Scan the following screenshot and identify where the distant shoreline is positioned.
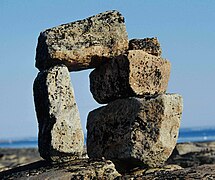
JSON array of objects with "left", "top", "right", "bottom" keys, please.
[{"left": 1, "top": 126, "right": 215, "bottom": 148}]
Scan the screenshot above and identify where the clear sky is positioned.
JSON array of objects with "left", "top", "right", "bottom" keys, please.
[{"left": 0, "top": 0, "right": 215, "bottom": 139}]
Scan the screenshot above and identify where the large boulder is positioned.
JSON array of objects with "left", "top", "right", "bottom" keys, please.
[
  {"left": 129, "top": 37, "right": 162, "bottom": 56},
  {"left": 33, "top": 64, "right": 84, "bottom": 162},
  {"left": 35, "top": 10, "right": 128, "bottom": 71},
  {"left": 90, "top": 50, "right": 171, "bottom": 104},
  {"left": 87, "top": 94, "right": 183, "bottom": 170}
]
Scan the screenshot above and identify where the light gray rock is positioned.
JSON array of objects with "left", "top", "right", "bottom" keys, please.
[
  {"left": 33, "top": 64, "right": 84, "bottom": 162},
  {"left": 35, "top": 10, "right": 128, "bottom": 71},
  {"left": 87, "top": 94, "right": 183, "bottom": 170},
  {"left": 90, "top": 50, "right": 171, "bottom": 104},
  {"left": 129, "top": 37, "right": 162, "bottom": 56}
]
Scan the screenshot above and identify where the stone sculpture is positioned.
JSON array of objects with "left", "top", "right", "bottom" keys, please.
[{"left": 33, "top": 10, "right": 183, "bottom": 172}]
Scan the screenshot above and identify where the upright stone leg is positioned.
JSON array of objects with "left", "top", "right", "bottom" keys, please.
[{"left": 33, "top": 64, "right": 84, "bottom": 162}]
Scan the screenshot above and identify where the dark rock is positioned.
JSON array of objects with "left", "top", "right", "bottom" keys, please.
[
  {"left": 167, "top": 141, "right": 215, "bottom": 168},
  {"left": 120, "top": 164, "right": 215, "bottom": 179},
  {"left": 35, "top": 10, "right": 128, "bottom": 71},
  {"left": 87, "top": 94, "right": 183, "bottom": 171},
  {"left": 129, "top": 37, "right": 162, "bottom": 56},
  {"left": 1, "top": 159, "right": 215, "bottom": 180},
  {"left": 0, "top": 159, "right": 120, "bottom": 180}
]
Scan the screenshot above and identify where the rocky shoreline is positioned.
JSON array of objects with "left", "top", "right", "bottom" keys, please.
[{"left": 0, "top": 141, "right": 215, "bottom": 179}]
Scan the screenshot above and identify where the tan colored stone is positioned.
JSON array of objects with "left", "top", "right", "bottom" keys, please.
[
  {"left": 90, "top": 50, "right": 171, "bottom": 104},
  {"left": 87, "top": 94, "right": 183, "bottom": 170},
  {"left": 129, "top": 37, "right": 162, "bottom": 56},
  {"left": 33, "top": 64, "right": 84, "bottom": 162},
  {"left": 35, "top": 10, "right": 128, "bottom": 71}
]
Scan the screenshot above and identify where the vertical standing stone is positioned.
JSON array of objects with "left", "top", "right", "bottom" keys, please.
[{"left": 33, "top": 64, "right": 84, "bottom": 162}]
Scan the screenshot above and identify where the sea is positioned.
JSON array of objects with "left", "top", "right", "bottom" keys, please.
[{"left": 0, "top": 127, "right": 215, "bottom": 148}]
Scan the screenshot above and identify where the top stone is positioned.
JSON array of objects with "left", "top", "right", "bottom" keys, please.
[
  {"left": 129, "top": 37, "right": 162, "bottom": 56},
  {"left": 35, "top": 10, "right": 128, "bottom": 71}
]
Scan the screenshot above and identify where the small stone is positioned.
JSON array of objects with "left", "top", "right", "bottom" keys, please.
[
  {"left": 87, "top": 94, "right": 183, "bottom": 170},
  {"left": 90, "top": 50, "right": 171, "bottom": 104},
  {"left": 35, "top": 10, "right": 128, "bottom": 71},
  {"left": 129, "top": 37, "right": 162, "bottom": 56},
  {"left": 33, "top": 64, "right": 84, "bottom": 162}
]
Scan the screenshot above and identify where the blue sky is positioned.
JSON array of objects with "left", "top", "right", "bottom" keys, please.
[{"left": 0, "top": 0, "right": 215, "bottom": 139}]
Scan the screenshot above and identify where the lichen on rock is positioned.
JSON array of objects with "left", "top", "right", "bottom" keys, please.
[
  {"left": 33, "top": 64, "right": 84, "bottom": 162},
  {"left": 129, "top": 37, "right": 162, "bottom": 56},
  {"left": 90, "top": 50, "right": 171, "bottom": 104},
  {"left": 87, "top": 94, "right": 183, "bottom": 170},
  {"left": 35, "top": 10, "right": 128, "bottom": 71}
]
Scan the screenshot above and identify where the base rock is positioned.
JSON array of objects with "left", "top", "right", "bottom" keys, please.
[
  {"left": 1, "top": 158, "right": 215, "bottom": 180},
  {"left": 87, "top": 94, "right": 183, "bottom": 170},
  {"left": 33, "top": 64, "right": 84, "bottom": 162}
]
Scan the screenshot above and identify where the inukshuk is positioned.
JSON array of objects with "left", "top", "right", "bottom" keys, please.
[
  {"left": 87, "top": 38, "right": 183, "bottom": 170},
  {"left": 33, "top": 10, "right": 128, "bottom": 162},
  {"left": 33, "top": 10, "right": 183, "bottom": 171}
]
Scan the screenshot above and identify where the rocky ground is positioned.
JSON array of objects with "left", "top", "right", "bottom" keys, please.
[{"left": 0, "top": 141, "right": 215, "bottom": 179}]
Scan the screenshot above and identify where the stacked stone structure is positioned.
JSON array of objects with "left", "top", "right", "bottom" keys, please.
[
  {"left": 87, "top": 39, "right": 183, "bottom": 170},
  {"left": 33, "top": 10, "right": 183, "bottom": 171},
  {"left": 33, "top": 10, "right": 128, "bottom": 162}
]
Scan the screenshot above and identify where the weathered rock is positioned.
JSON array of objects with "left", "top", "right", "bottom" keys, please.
[
  {"left": 87, "top": 94, "right": 183, "bottom": 170},
  {"left": 0, "top": 159, "right": 121, "bottom": 180},
  {"left": 33, "top": 64, "right": 84, "bottom": 162},
  {"left": 120, "top": 164, "right": 215, "bottom": 179},
  {"left": 90, "top": 50, "right": 171, "bottom": 104},
  {"left": 167, "top": 141, "right": 215, "bottom": 168},
  {"left": 1, "top": 160, "right": 215, "bottom": 180},
  {"left": 129, "top": 37, "right": 162, "bottom": 56},
  {"left": 35, "top": 10, "right": 128, "bottom": 71},
  {"left": 2, "top": 141, "right": 215, "bottom": 179},
  {"left": 0, "top": 148, "right": 41, "bottom": 172}
]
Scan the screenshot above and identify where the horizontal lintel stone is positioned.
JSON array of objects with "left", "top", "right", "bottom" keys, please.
[{"left": 35, "top": 10, "right": 128, "bottom": 71}]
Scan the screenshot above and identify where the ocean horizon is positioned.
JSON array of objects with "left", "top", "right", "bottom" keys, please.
[{"left": 1, "top": 127, "right": 215, "bottom": 148}]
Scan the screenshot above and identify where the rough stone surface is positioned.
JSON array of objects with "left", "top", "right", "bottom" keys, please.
[
  {"left": 33, "top": 64, "right": 84, "bottom": 162},
  {"left": 167, "top": 141, "right": 215, "bottom": 168},
  {"left": 120, "top": 164, "right": 215, "bottom": 179},
  {"left": 129, "top": 37, "right": 162, "bottom": 56},
  {"left": 0, "top": 159, "right": 120, "bottom": 180},
  {"left": 1, "top": 161, "right": 215, "bottom": 180},
  {"left": 90, "top": 50, "right": 171, "bottom": 104},
  {"left": 35, "top": 10, "right": 128, "bottom": 71},
  {"left": 0, "top": 148, "right": 41, "bottom": 172},
  {"left": 87, "top": 94, "right": 183, "bottom": 170}
]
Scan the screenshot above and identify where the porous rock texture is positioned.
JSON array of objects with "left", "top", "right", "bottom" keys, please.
[
  {"left": 129, "top": 37, "right": 162, "bottom": 56},
  {"left": 35, "top": 10, "right": 128, "bottom": 71},
  {"left": 90, "top": 50, "right": 171, "bottom": 104},
  {"left": 87, "top": 94, "right": 183, "bottom": 170},
  {"left": 33, "top": 64, "right": 84, "bottom": 162},
  {"left": 0, "top": 159, "right": 121, "bottom": 180}
]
